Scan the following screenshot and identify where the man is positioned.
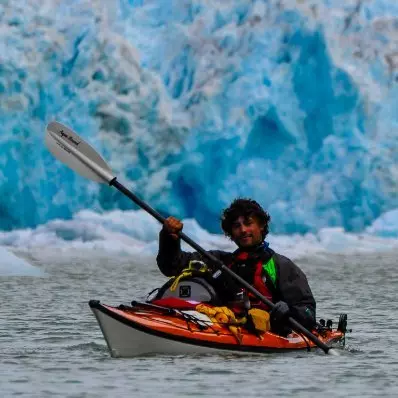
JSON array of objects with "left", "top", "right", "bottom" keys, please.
[{"left": 156, "top": 198, "right": 316, "bottom": 334}]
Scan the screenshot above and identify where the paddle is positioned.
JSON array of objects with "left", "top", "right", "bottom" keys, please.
[{"left": 45, "top": 121, "right": 336, "bottom": 355}]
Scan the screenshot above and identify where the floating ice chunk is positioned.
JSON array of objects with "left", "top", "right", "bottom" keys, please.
[
  {"left": 0, "top": 246, "right": 44, "bottom": 276},
  {"left": 366, "top": 208, "right": 398, "bottom": 238}
]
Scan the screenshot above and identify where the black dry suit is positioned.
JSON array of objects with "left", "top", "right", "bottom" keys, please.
[{"left": 156, "top": 229, "right": 316, "bottom": 332}]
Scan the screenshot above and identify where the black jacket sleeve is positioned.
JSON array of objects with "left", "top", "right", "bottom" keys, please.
[
  {"left": 156, "top": 228, "right": 232, "bottom": 277},
  {"left": 275, "top": 254, "right": 316, "bottom": 330}
]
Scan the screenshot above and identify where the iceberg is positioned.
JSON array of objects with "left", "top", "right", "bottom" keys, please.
[
  {"left": 1, "top": 209, "right": 397, "bottom": 261},
  {"left": 0, "top": 246, "right": 43, "bottom": 276}
]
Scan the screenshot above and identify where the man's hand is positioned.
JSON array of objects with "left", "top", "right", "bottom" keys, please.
[
  {"left": 163, "top": 216, "right": 183, "bottom": 240},
  {"left": 270, "top": 301, "right": 290, "bottom": 324}
]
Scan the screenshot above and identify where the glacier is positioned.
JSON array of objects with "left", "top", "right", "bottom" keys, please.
[{"left": 1, "top": 0, "right": 398, "bottom": 238}]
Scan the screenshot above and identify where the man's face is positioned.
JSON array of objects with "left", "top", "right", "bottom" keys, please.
[{"left": 230, "top": 215, "right": 264, "bottom": 248}]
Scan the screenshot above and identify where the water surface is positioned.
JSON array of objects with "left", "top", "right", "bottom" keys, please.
[{"left": 1, "top": 248, "right": 396, "bottom": 397}]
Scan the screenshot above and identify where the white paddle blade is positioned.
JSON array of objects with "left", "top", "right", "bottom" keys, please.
[{"left": 45, "top": 121, "right": 115, "bottom": 184}]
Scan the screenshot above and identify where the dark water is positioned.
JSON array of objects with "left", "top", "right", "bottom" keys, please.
[{"left": 1, "top": 248, "right": 397, "bottom": 397}]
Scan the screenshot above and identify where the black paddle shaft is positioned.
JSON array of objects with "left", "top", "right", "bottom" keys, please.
[{"left": 110, "top": 178, "right": 330, "bottom": 353}]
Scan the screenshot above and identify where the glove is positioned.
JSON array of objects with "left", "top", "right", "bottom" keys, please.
[{"left": 270, "top": 301, "right": 290, "bottom": 324}]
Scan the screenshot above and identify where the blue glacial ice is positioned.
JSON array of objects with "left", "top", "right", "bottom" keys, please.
[{"left": 1, "top": 0, "right": 398, "bottom": 241}]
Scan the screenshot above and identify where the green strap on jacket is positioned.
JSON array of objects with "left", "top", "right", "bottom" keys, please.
[{"left": 262, "top": 257, "right": 277, "bottom": 287}]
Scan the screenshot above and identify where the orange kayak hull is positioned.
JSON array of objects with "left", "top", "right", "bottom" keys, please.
[{"left": 89, "top": 300, "right": 345, "bottom": 357}]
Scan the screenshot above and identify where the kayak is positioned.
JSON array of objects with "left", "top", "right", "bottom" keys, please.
[{"left": 89, "top": 299, "right": 346, "bottom": 357}]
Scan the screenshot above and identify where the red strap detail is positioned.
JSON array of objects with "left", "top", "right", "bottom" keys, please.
[
  {"left": 236, "top": 251, "right": 249, "bottom": 260},
  {"left": 250, "top": 260, "right": 273, "bottom": 310},
  {"left": 227, "top": 255, "right": 274, "bottom": 310},
  {"left": 151, "top": 297, "right": 201, "bottom": 310}
]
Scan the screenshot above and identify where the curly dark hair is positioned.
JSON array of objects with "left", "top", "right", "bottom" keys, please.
[{"left": 221, "top": 198, "right": 271, "bottom": 240}]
